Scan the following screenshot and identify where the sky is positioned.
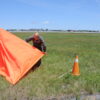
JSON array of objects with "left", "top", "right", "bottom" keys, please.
[{"left": 0, "top": 0, "right": 100, "bottom": 30}]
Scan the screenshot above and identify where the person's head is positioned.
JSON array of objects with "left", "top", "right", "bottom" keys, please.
[{"left": 33, "top": 32, "right": 39, "bottom": 40}]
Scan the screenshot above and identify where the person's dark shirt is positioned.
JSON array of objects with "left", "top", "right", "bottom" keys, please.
[{"left": 25, "top": 36, "right": 46, "bottom": 52}]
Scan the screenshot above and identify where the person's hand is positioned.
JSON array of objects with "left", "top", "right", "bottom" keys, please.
[
  {"left": 43, "top": 52, "right": 47, "bottom": 55},
  {"left": 45, "top": 52, "right": 47, "bottom": 55}
]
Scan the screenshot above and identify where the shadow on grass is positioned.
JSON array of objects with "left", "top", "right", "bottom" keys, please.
[
  {"left": 18, "top": 64, "right": 41, "bottom": 85},
  {"left": 25, "top": 64, "right": 40, "bottom": 76}
]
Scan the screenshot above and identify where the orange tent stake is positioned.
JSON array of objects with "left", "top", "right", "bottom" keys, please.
[{"left": 72, "top": 56, "right": 80, "bottom": 76}]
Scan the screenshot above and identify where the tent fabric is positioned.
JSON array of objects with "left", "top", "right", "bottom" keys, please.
[{"left": 0, "top": 28, "right": 44, "bottom": 84}]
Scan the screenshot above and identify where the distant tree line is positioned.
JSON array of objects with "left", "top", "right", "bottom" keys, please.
[{"left": 6, "top": 29, "right": 100, "bottom": 32}]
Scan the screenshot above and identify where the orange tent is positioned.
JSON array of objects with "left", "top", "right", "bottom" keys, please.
[{"left": 0, "top": 28, "right": 44, "bottom": 84}]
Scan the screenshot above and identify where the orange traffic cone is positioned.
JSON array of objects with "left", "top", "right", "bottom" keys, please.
[{"left": 72, "top": 55, "right": 80, "bottom": 76}]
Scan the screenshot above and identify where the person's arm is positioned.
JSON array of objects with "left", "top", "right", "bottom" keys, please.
[
  {"left": 25, "top": 37, "right": 33, "bottom": 42},
  {"left": 40, "top": 37, "right": 46, "bottom": 52},
  {"left": 41, "top": 43, "right": 46, "bottom": 52}
]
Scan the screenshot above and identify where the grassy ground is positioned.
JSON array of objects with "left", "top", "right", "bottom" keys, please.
[{"left": 0, "top": 32, "right": 100, "bottom": 100}]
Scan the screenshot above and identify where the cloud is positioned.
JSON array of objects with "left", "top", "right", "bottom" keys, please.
[
  {"left": 32, "top": 21, "right": 37, "bottom": 24},
  {"left": 43, "top": 21, "right": 49, "bottom": 25}
]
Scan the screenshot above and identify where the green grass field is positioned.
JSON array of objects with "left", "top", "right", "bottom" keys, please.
[{"left": 0, "top": 32, "right": 100, "bottom": 100}]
